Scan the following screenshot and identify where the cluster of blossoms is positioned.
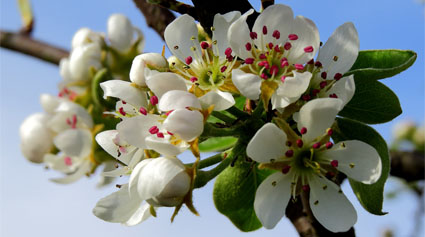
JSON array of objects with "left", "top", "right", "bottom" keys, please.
[{"left": 21, "top": 4, "right": 384, "bottom": 233}]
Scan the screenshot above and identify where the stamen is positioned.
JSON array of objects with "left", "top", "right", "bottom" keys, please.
[
  {"left": 285, "top": 150, "right": 294, "bottom": 157},
  {"left": 259, "top": 54, "right": 267, "bottom": 59},
  {"left": 312, "top": 89, "right": 320, "bottom": 96},
  {"left": 119, "top": 107, "right": 126, "bottom": 116},
  {"left": 294, "top": 64, "right": 304, "bottom": 70},
  {"left": 304, "top": 46, "right": 314, "bottom": 53},
  {"left": 312, "top": 142, "right": 321, "bottom": 149},
  {"left": 122, "top": 100, "right": 127, "bottom": 104},
  {"left": 281, "top": 165, "right": 291, "bottom": 174},
  {"left": 333, "top": 56, "right": 339, "bottom": 61},
  {"left": 319, "top": 81, "right": 327, "bottom": 89},
  {"left": 245, "top": 58, "right": 254, "bottom": 64},
  {"left": 300, "top": 127, "right": 307, "bottom": 134},
  {"left": 260, "top": 73, "right": 268, "bottom": 80},
  {"left": 274, "top": 45, "right": 281, "bottom": 53},
  {"left": 326, "top": 171, "right": 335, "bottom": 178},
  {"left": 334, "top": 73, "right": 343, "bottom": 81},
  {"left": 190, "top": 77, "right": 198, "bottom": 83},
  {"left": 165, "top": 110, "right": 174, "bottom": 116},
  {"left": 315, "top": 61, "right": 322, "bottom": 67},
  {"left": 200, "top": 41, "right": 209, "bottom": 49},
  {"left": 326, "top": 142, "right": 333, "bottom": 149},
  {"left": 150, "top": 95, "right": 159, "bottom": 105},
  {"left": 220, "top": 66, "right": 227, "bottom": 73},
  {"left": 302, "top": 185, "right": 310, "bottom": 192},
  {"left": 327, "top": 128, "right": 333, "bottom": 136},
  {"left": 286, "top": 141, "right": 292, "bottom": 147},
  {"left": 284, "top": 42, "right": 292, "bottom": 50},
  {"left": 245, "top": 43, "right": 252, "bottom": 51},
  {"left": 167, "top": 131, "right": 174, "bottom": 136},
  {"left": 225, "top": 47, "right": 232, "bottom": 56},
  {"left": 119, "top": 146, "right": 127, "bottom": 154},
  {"left": 349, "top": 163, "right": 355, "bottom": 168},
  {"left": 302, "top": 94, "right": 311, "bottom": 101},
  {"left": 157, "top": 132, "right": 164, "bottom": 138},
  {"left": 272, "top": 30, "right": 280, "bottom": 39},
  {"left": 185, "top": 56, "right": 193, "bottom": 65},
  {"left": 307, "top": 59, "right": 314, "bottom": 65},
  {"left": 288, "top": 34, "right": 298, "bottom": 40},
  {"left": 268, "top": 42, "right": 274, "bottom": 49},
  {"left": 321, "top": 71, "right": 327, "bottom": 79},
  {"left": 262, "top": 26, "right": 268, "bottom": 35},
  {"left": 270, "top": 65, "right": 279, "bottom": 76},
  {"left": 296, "top": 139, "right": 303, "bottom": 148},
  {"left": 149, "top": 126, "right": 159, "bottom": 134},
  {"left": 280, "top": 59, "right": 289, "bottom": 68},
  {"left": 64, "top": 156, "right": 72, "bottom": 166},
  {"left": 329, "top": 93, "right": 338, "bottom": 98},
  {"left": 139, "top": 107, "right": 147, "bottom": 115},
  {"left": 280, "top": 75, "right": 286, "bottom": 83},
  {"left": 250, "top": 32, "right": 258, "bottom": 40},
  {"left": 330, "top": 160, "right": 339, "bottom": 167}
]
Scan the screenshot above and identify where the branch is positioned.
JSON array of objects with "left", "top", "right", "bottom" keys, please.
[
  {"left": 147, "top": 0, "right": 197, "bottom": 18},
  {"left": 0, "top": 30, "right": 68, "bottom": 65},
  {"left": 132, "top": 0, "right": 176, "bottom": 40},
  {"left": 390, "top": 150, "right": 424, "bottom": 182}
]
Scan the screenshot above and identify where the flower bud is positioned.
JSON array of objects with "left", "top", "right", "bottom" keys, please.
[
  {"left": 20, "top": 113, "right": 53, "bottom": 163},
  {"left": 71, "top": 27, "right": 102, "bottom": 49},
  {"left": 130, "top": 53, "right": 168, "bottom": 86},
  {"left": 59, "top": 58, "right": 72, "bottom": 81},
  {"left": 107, "top": 14, "right": 134, "bottom": 53},
  {"left": 69, "top": 43, "right": 102, "bottom": 82},
  {"left": 40, "top": 94, "right": 64, "bottom": 114}
]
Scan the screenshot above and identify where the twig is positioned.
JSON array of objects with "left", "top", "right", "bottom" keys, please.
[
  {"left": 0, "top": 30, "right": 68, "bottom": 65},
  {"left": 132, "top": 0, "right": 176, "bottom": 40},
  {"left": 261, "top": 0, "right": 274, "bottom": 10},
  {"left": 147, "top": 0, "right": 197, "bottom": 18},
  {"left": 390, "top": 150, "right": 424, "bottom": 182}
]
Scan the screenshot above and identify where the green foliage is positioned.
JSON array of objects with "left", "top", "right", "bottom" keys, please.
[
  {"left": 199, "top": 136, "right": 237, "bottom": 152},
  {"left": 339, "top": 76, "right": 401, "bottom": 124},
  {"left": 332, "top": 118, "right": 390, "bottom": 215},
  {"left": 345, "top": 49, "right": 417, "bottom": 80},
  {"left": 213, "top": 160, "right": 273, "bottom": 232}
]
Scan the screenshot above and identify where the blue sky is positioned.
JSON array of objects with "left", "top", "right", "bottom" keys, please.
[{"left": 1, "top": 0, "right": 424, "bottom": 236}]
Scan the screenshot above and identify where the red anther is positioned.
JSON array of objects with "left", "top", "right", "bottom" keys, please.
[
  {"left": 326, "top": 142, "right": 334, "bottom": 149},
  {"left": 268, "top": 42, "right": 274, "bottom": 49},
  {"left": 285, "top": 150, "right": 294, "bottom": 157},
  {"left": 139, "top": 107, "right": 147, "bottom": 115},
  {"left": 296, "top": 139, "right": 304, "bottom": 148},
  {"left": 319, "top": 81, "right": 327, "bottom": 89},
  {"left": 150, "top": 95, "right": 159, "bottom": 105},
  {"left": 220, "top": 66, "right": 227, "bottom": 73},
  {"left": 288, "top": 34, "right": 299, "bottom": 40},
  {"left": 165, "top": 110, "right": 174, "bottom": 116},
  {"left": 270, "top": 65, "right": 279, "bottom": 76},
  {"left": 307, "top": 59, "right": 315, "bottom": 65},
  {"left": 225, "top": 47, "right": 232, "bottom": 56},
  {"left": 321, "top": 71, "right": 327, "bottom": 79},
  {"left": 315, "top": 61, "right": 322, "bottom": 67},
  {"left": 64, "top": 157, "right": 72, "bottom": 166},
  {"left": 157, "top": 132, "right": 164, "bottom": 138},
  {"left": 119, "top": 146, "right": 127, "bottom": 154},
  {"left": 185, "top": 56, "right": 193, "bottom": 65},
  {"left": 119, "top": 107, "right": 126, "bottom": 116},
  {"left": 334, "top": 73, "right": 343, "bottom": 81},
  {"left": 282, "top": 165, "right": 291, "bottom": 174},
  {"left": 72, "top": 114, "right": 77, "bottom": 124},
  {"left": 272, "top": 30, "right": 281, "bottom": 39},
  {"left": 312, "top": 89, "right": 320, "bottom": 96},
  {"left": 300, "top": 127, "right": 307, "bottom": 134},
  {"left": 304, "top": 46, "right": 314, "bottom": 53},
  {"left": 167, "top": 131, "right": 174, "bottom": 136},
  {"left": 190, "top": 76, "right": 198, "bottom": 83},
  {"left": 280, "top": 75, "right": 286, "bottom": 83},
  {"left": 330, "top": 160, "right": 339, "bottom": 168},
  {"left": 245, "top": 43, "right": 252, "bottom": 51},
  {"left": 122, "top": 100, "right": 127, "bottom": 104},
  {"left": 200, "top": 41, "right": 209, "bottom": 49},
  {"left": 274, "top": 45, "right": 281, "bottom": 53},
  {"left": 280, "top": 60, "right": 289, "bottom": 68},
  {"left": 326, "top": 171, "right": 336, "bottom": 178},
  {"left": 149, "top": 126, "right": 159, "bottom": 134},
  {"left": 66, "top": 118, "right": 71, "bottom": 126},
  {"left": 260, "top": 73, "right": 268, "bottom": 80},
  {"left": 227, "top": 55, "right": 234, "bottom": 62},
  {"left": 262, "top": 25, "right": 268, "bottom": 35},
  {"left": 259, "top": 54, "right": 267, "bottom": 59},
  {"left": 258, "top": 61, "right": 269, "bottom": 69},
  {"left": 250, "top": 32, "right": 258, "bottom": 39},
  {"left": 63, "top": 88, "right": 70, "bottom": 94},
  {"left": 302, "top": 185, "right": 310, "bottom": 192},
  {"left": 327, "top": 129, "right": 333, "bottom": 136},
  {"left": 58, "top": 92, "right": 64, "bottom": 97},
  {"left": 284, "top": 42, "right": 292, "bottom": 50},
  {"left": 286, "top": 141, "right": 292, "bottom": 147},
  {"left": 245, "top": 58, "right": 254, "bottom": 64},
  {"left": 295, "top": 64, "right": 304, "bottom": 70},
  {"left": 258, "top": 61, "right": 265, "bottom": 67},
  {"left": 329, "top": 93, "right": 338, "bottom": 98},
  {"left": 312, "top": 142, "right": 321, "bottom": 149}
]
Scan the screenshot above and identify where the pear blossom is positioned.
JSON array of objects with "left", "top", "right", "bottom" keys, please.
[
  {"left": 107, "top": 14, "right": 144, "bottom": 53},
  {"left": 68, "top": 42, "right": 102, "bottom": 82},
  {"left": 93, "top": 156, "right": 191, "bottom": 225},
  {"left": 164, "top": 12, "right": 242, "bottom": 111},
  {"left": 247, "top": 98, "right": 382, "bottom": 232},
  {"left": 71, "top": 27, "right": 103, "bottom": 49},
  {"left": 130, "top": 53, "right": 169, "bottom": 87}
]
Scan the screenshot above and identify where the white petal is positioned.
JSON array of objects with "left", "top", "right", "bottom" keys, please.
[
  {"left": 149, "top": 170, "right": 191, "bottom": 207},
  {"left": 54, "top": 129, "right": 92, "bottom": 157},
  {"left": 130, "top": 53, "right": 168, "bottom": 86},
  {"left": 71, "top": 27, "right": 102, "bottom": 49},
  {"left": 59, "top": 58, "right": 73, "bottom": 82},
  {"left": 93, "top": 184, "right": 149, "bottom": 225},
  {"left": 158, "top": 90, "right": 201, "bottom": 111},
  {"left": 247, "top": 123, "right": 288, "bottom": 163},
  {"left": 50, "top": 160, "right": 91, "bottom": 184},
  {"left": 100, "top": 80, "right": 148, "bottom": 108},
  {"left": 321, "top": 140, "right": 382, "bottom": 184},
  {"left": 199, "top": 90, "right": 235, "bottom": 111},
  {"left": 212, "top": 11, "right": 241, "bottom": 58},
  {"left": 309, "top": 176, "right": 357, "bottom": 232},
  {"left": 69, "top": 43, "right": 102, "bottom": 81},
  {"left": 227, "top": 9, "right": 254, "bottom": 59},
  {"left": 252, "top": 4, "right": 294, "bottom": 50},
  {"left": 40, "top": 94, "right": 63, "bottom": 114},
  {"left": 50, "top": 101, "right": 94, "bottom": 131},
  {"left": 287, "top": 16, "right": 320, "bottom": 65},
  {"left": 317, "top": 22, "right": 359, "bottom": 77},
  {"left": 297, "top": 98, "right": 343, "bottom": 143},
  {"left": 163, "top": 109, "right": 204, "bottom": 141},
  {"left": 116, "top": 115, "right": 160, "bottom": 149},
  {"left": 95, "top": 130, "right": 137, "bottom": 165},
  {"left": 254, "top": 172, "right": 293, "bottom": 229},
  {"left": 145, "top": 135, "right": 189, "bottom": 157},
  {"left": 146, "top": 72, "right": 188, "bottom": 98},
  {"left": 164, "top": 14, "right": 200, "bottom": 62},
  {"left": 271, "top": 93, "right": 294, "bottom": 110},
  {"left": 102, "top": 167, "right": 130, "bottom": 177},
  {"left": 124, "top": 203, "right": 152, "bottom": 226},
  {"left": 129, "top": 159, "right": 154, "bottom": 197},
  {"left": 20, "top": 113, "right": 53, "bottom": 163},
  {"left": 44, "top": 154, "right": 78, "bottom": 173},
  {"left": 231, "top": 69, "right": 262, "bottom": 100},
  {"left": 275, "top": 71, "right": 312, "bottom": 98},
  {"left": 325, "top": 75, "right": 355, "bottom": 107},
  {"left": 107, "top": 14, "right": 134, "bottom": 52},
  {"left": 97, "top": 161, "right": 117, "bottom": 187}
]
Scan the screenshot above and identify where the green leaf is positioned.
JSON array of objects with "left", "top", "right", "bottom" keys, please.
[
  {"left": 213, "top": 161, "right": 274, "bottom": 232},
  {"left": 332, "top": 118, "right": 390, "bottom": 215},
  {"left": 199, "top": 136, "right": 237, "bottom": 152},
  {"left": 339, "top": 76, "right": 401, "bottom": 124},
  {"left": 345, "top": 50, "right": 417, "bottom": 80}
]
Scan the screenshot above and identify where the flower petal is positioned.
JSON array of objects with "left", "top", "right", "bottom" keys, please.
[
  {"left": 107, "top": 14, "right": 134, "bottom": 52},
  {"left": 309, "top": 176, "right": 357, "bottom": 232},
  {"left": 95, "top": 130, "right": 137, "bottom": 165},
  {"left": 212, "top": 11, "right": 241, "bottom": 58},
  {"left": 227, "top": 9, "right": 254, "bottom": 59},
  {"left": 100, "top": 80, "right": 148, "bottom": 108},
  {"left": 44, "top": 153, "right": 78, "bottom": 173},
  {"left": 146, "top": 135, "right": 188, "bottom": 157},
  {"left": 254, "top": 172, "right": 293, "bottom": 229},
  {"left": 20, "top": 113, "right": 53, "bottom": 163},
  {"left": 69, "top": 43, "right": 102, "bottom": 81},
  {"left": 297, "top": 98, "right": 343, "bottom": 143},
  {"left": 199, "top": 90, "right": 235, "bottom": 111},
  {"left": 271, "top": 93, "right": 294, "bottom": 110},
  {"left": 50, "top": 160, "right": 91, "bottom": 184},
  {"left": 287, "top": 16, "right": 320, "bottom": 65},
  {"left": 163, "top": 109, "right": 204, "bottom": 141},
  {"left": 317, "top": 22, "right": 359, "bottom": 77},
  {"left": 54, "top": 128, "right": 92, "bottom": 158},
  {"left": 247, "top": 123, "right": 288, "bottom": 163},
  {"left": 164, "top": 14, "right": 200, "bottom": 63},
  {"left": 116, "top": 115, "right": 160, "bottom": 149},
  {"left": 158, "top": 90, "right": 201, "bottom": 111},
  {"left": 130, "top": 53, "right": 168, "bottom": 86},
  {"left": 40, "top": 94, "right": 63, "bottom": 114},
  {"left": 146, "top": 72, "right": 188, "bottom": 98},
  {"left": 320, "top": 140, "right": 382, "bottom": 184},
  {"left": 231, "top": 69, "right": 262, "bottom": 100},
  {"left": 275, "top": 71, "right": 312, "bottom": 98},
  {"left": 325, "top": 75, "right": 355, "bottom": 107}
]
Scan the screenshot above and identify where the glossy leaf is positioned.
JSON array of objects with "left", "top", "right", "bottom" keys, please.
[{"left": 199, "top": 136, "right": 237, "bottom": 152}]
